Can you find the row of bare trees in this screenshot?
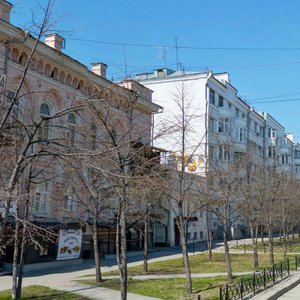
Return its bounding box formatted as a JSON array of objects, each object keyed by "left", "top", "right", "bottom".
[{"left": 1, "top": 3, "right": 300, "bottom": 300}]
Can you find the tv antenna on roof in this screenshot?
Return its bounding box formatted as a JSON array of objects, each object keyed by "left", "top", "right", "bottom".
[{"left": 175, "top": 37, "right": 179, "bottom": 70}]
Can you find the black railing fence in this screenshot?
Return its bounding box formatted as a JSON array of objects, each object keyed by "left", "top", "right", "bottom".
[
  {"left": 238, "top": 240, "right": 300, "bottom": 254},
  {"left": 219, "top": 256, "right": 300, "bottom": 300}
]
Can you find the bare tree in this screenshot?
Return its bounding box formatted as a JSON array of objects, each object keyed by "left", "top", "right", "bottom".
[
  {"left": 155, "top": 79, "right": 207, "bottom": 294},
  {"left": 275, "top": 175, "right": 300, "bottom": 258},
  {"left": 206, "top": 155, "right": 242, "bottom": 282}
]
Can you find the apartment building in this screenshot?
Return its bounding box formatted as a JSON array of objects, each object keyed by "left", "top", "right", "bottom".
[{"left": 136, "top": 68, "right": 300, "bottom": 239}]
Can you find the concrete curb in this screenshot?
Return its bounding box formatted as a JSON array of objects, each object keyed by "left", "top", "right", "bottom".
[{"left": 252, "top": 273, "right": 300, "bottom": 300}]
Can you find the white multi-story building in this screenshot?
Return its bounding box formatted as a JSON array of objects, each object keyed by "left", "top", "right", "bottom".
[
  {"left": 136, "top": 68, "right": 300, "bottom": 240},
  {"left": 136, "top": 68, "right": 300, "bottom": 177}
]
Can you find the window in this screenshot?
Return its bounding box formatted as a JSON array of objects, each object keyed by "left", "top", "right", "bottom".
[
  {"left": 260, "top": 127, "right": 264, "bottom": 137},
  {"left": 38, "top": 103, "right": 50, "bottom": 140},
  {"left": 268, "top": 128, "right": 276, "bottom": 139},
  {"left": 193, "top": 232, "right": 197, "bottom": 239},
  {"left": 33, "top": 192, "right": 46, "bottom": 212},
  {"left": 228, "top": 102, "right": 232, "bottom": 109},
  {"left": 90, "top": 124, "right": 97, "bottom": 150},
  {"left": 200, "top": 231, "right": 204, "bottom": 239},
  {"left": 209, "top": 89, "right": 215, "bottom": 105},
  {"left": 254, "top": 123, "right": 259, "bottom": 134},
  {"left": 187, "top": 232, "right": 191, "bottom": 240},
  {"left": 258, "top": 145, "right": 263, "bottom": 157},
  {"left": 218, "top": 96, "right": 224, "bottom": 107},
  {"left": 218, "top": 145, "right": 223, "bottom": 160},
  {"left": 68, "top": 113, "right": 76, "bottom": 147},
  {"left": 209, "top": 145, "right": 214, "bottom": 160},
  {"left": 295, "top": 165, "right": 300, "bottom": 174},
  {"left": 209, "top": 117, "right": 216, "bottom": 132},
  {"left": 64, "top": 195, "right": 74, "bottom": 211},
  {"left": 268, "top": 146, "right": 276, "bottom": 158},
  {"left": 234, "top": 152, "right": 245, "bottom": 161},
  {"left": 236, "top": 127, "right": 246, "bottom": 143},
  {"left": 235, "top": 108, "right": 240, "bottom": 118},
  {"left": 295, "top": 150, "right": 300, "bottom": 159},
  {"left": 224, "top": 118, "right": 229, "bottom": 133},
  {"left": 219, "top": 118, "right": 229, "bottom": 133},
  {"left": 218, "top": 120, "right": 224, "bottom": 133},
  {"left": 281, "top": 154, "right": 288, "bottom": 165},
  {"left": 218, "top": 145, "right": 229, "bottom": 161}
]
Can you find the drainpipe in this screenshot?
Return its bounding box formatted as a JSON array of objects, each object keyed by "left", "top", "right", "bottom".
[{"left": 205, "top": 70, "right": 212, "bottom": 175}]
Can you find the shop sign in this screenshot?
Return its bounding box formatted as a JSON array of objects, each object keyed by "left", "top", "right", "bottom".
[{"left": 57, "top": 229, "right": 82, "bottom": 260}]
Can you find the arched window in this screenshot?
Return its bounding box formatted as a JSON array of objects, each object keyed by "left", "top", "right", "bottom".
[
  {"left": 40, "top": 103, "right": 50, "bottom": 116},
  {"left": 50, "top": 67, "right": 59, "bottom": 80},
  {"left": 39, "top": 103, "right": 50, "bottom": 140},
  {"left": 66, "top": 74, "right": 72, "bottom": 86},
  {"left": 68, "top": 112, "right": 76, "bottom": 147},
  {"left": 59, "top": 71, "right": 66, "bottom": 83},
  {"left": 11, "top": 48, "right": 19, "bottom": 62},
  {"left": 44, "top": 64, "right": 52, "bottom": 76},
  {"left": 38, "top": 60, "right": 44, "bottom": 73},
  {"left": 18, "top": 52, "right": 28, "bottom": 66}
]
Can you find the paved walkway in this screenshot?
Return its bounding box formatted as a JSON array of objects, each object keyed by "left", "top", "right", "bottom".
[
  {"left": 277, "top": 282, "right": 300, "bottom": 299},
  {"left": 0, "top": 237, "right": 293, "bottom": 300}
]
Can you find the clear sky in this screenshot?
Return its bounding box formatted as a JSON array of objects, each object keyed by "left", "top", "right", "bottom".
[{"left": 8, "top": 0, "right": 300, "bottom": 139}]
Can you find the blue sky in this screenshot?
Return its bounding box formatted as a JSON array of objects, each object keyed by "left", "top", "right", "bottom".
[{"left": 9, "top": 0, "right": 300, "bottom": 138}]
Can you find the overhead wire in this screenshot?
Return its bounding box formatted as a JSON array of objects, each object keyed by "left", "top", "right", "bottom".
[{"left": 68, "top": 37, "right": 300, "bottom": 52}]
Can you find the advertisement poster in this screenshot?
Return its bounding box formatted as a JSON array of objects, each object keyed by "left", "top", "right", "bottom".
[{"left": 56, "top": 229, "right": 82, "bottom": 260}]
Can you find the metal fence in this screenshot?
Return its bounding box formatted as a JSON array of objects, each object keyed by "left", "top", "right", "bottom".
[
  {"left": 238, "top": 240, "right": 300, "bottom": 254},
  {"left": 219, "top": 256, "right": 300, "bottom": 300}
]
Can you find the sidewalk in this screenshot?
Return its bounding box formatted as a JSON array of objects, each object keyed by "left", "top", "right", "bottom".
[
  {"left": 252, "top": 272, "right": 300, "bottom": 300},
  {"left": 0, "top": 237, "right": 288, "bottom": 300}
]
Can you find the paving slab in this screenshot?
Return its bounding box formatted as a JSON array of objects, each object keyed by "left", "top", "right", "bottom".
[{"left": 252, "top": 273, "right": 300, "bottom": 300}]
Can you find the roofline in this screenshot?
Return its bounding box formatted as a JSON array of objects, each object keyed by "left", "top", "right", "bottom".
[{"left": 0, "top": 18, "right": 160, "bottom": 113}]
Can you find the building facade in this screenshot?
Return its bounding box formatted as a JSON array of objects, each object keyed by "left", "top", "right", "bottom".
[
  {"left": 0, "top": 0, "right": 164, "bottom": 268},
  {"left": 136, "top": 68, "right": 300, "bottom": 240}
]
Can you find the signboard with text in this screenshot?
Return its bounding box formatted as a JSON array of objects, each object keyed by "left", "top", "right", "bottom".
[{"left": 56, "top": 229, "right": 82, "bottom": 260}]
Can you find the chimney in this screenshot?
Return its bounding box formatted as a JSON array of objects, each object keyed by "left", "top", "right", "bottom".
[
  {"left": 0, "top": 0, "right": 12, "bottom": 23},
  {"left": 45, "top": 33, "right": 64, "bottom": 51},
  {"left": 91, "top": 62, "right": 107, "bottom": 78}
]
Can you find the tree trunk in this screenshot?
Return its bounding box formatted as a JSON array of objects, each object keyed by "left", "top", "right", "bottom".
[
  {"left": 206, "top": 212, "right": 213, "bottom": 260},
  {"left": 16, "top": 230, "right": 26, "bottom": 300},
  {"left": 93, "top": 220, "right": 102, "bottom": 283},
  {"left": 223, "top": 226, "right": 233, "bottom": 282},
  {"left": 12, "top": 218, "right": 20, "bottom": 300},
  {"left": 119, "top": 204, "right": 127, "bottom": 300},
  {"left": 178, "top": 213, "right": 192, "bottom": 294},
  {"left": 143, "top": 215, "right": 148, "bottom": 273},
  {"left": 283, "top": 229, "right": 287, "bottom": 259},
  {"left": 250, "top": 222, "right": 259, "bottom": 270},
  {"left": 268, "top": 225, "right": 274, "bottom": 265}
]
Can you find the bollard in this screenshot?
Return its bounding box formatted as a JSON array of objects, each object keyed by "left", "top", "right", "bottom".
[
  {"left": 244, "top": 243, "right": 246, "bottom": 254},
  {"left": 263, "top": 268, "right": 266, "bottom": 289}
]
